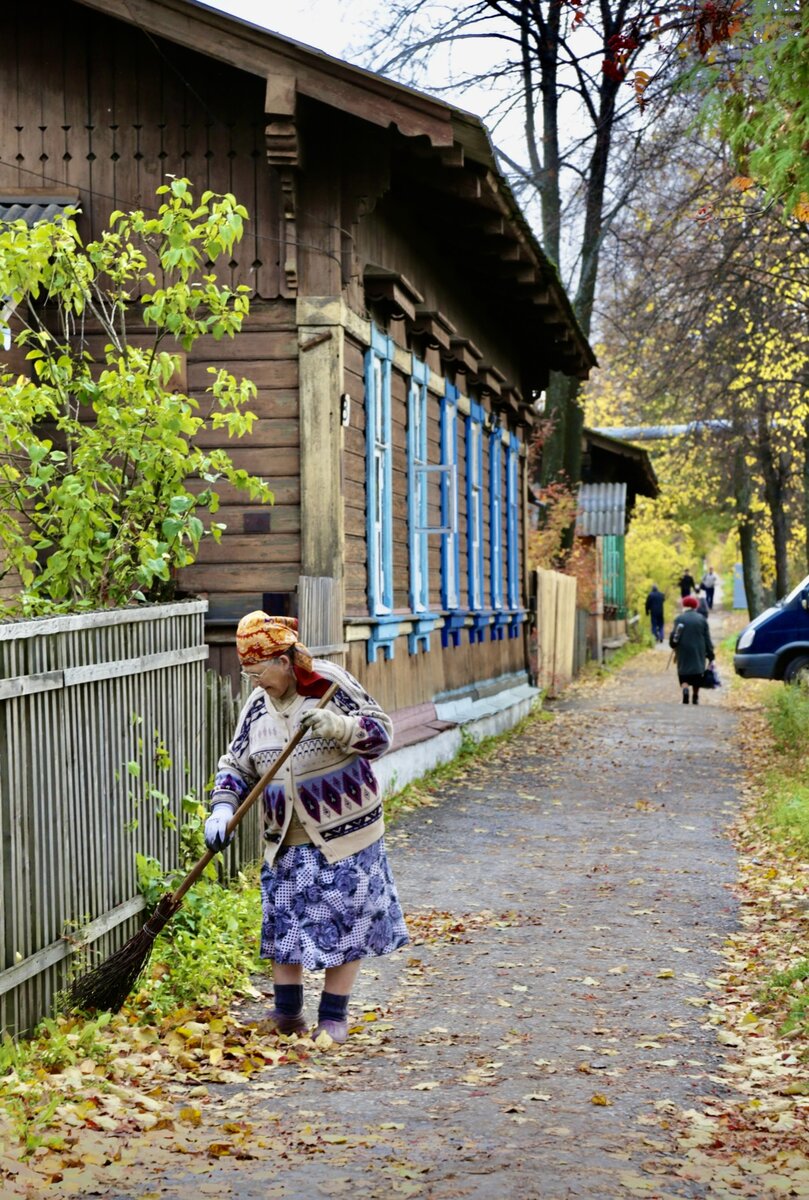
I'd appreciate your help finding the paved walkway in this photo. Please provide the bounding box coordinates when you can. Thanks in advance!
[112,629,743,1199]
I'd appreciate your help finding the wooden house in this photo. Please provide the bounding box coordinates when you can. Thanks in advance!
[573,430,658,660]
[0,0,594,754]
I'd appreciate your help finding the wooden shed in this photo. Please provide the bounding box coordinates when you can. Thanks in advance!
[0,0,594,738]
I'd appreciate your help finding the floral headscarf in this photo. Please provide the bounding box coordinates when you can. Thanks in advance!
[235,612,330,697]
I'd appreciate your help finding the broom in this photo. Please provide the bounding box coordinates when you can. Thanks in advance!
[68,681,339,1013]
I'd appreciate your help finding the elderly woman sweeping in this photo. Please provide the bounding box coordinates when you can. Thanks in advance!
[204,612,408,1043]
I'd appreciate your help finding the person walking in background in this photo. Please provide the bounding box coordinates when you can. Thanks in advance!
[678,569,696,599]
[205,612,408,1044]
[696,592,710,618]
[645,584,665,643]
[670,595,715,705]
[700,566,718,610]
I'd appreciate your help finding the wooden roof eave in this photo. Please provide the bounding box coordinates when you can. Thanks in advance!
[449,111,597,378]
[74,0,456,148]
[73,0,595,376]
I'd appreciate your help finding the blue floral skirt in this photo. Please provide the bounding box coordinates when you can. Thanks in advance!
[259,838,409,969]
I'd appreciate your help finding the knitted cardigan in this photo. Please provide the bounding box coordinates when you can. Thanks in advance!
[210,660,393,866]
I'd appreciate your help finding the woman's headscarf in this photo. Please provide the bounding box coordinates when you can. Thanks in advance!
[235,612,330,697]
[682,595,699,609]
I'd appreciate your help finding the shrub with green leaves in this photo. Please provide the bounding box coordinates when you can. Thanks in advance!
[0,177,272,615]
[765,681,809,761]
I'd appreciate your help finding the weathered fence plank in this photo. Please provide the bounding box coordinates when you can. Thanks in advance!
[0,602,212,1037]
[534,568,578,695]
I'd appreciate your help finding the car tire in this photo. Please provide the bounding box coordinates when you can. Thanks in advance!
[783,655,809,684]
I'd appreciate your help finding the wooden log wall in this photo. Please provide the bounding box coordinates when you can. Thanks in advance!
[178,301,301,614]
[0,1,281,299]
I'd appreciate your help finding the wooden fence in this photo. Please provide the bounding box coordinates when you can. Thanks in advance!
[0,601,214,1037]
[533,568,578,694]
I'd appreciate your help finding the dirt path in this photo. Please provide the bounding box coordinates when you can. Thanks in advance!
[105,631,745,1200]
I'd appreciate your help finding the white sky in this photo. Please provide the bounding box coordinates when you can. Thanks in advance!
[198,1,392,71]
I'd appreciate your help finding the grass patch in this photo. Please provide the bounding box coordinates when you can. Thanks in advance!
[760,958,809,1037]
[757,683,809,855]
[765,682,809,759]
[760,771,809,855]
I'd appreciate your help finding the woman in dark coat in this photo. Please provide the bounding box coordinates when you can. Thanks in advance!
[670,595,715,705]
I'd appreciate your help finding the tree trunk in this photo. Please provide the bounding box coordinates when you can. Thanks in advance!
[755,397,789,597]
[804,413,809,574]
[739,516,765,620]
[573,77,621,339]
[539,71,619,496]
[733,444,765,619]
[533,0,561,268]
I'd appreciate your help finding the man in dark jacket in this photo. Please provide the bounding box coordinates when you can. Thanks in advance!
[669,595,715,705]
[645,584,665,642]
[678,569,696,598]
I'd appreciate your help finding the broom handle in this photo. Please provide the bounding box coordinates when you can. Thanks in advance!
[170,681,340,906]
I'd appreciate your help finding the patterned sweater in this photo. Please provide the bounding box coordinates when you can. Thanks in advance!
[211,660,393,865]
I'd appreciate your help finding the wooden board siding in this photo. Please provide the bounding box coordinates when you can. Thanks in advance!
[0,1,283,299]
[177,301,300,608]
[346,627,526,716]
[440,627,527,696]
[347,633,448,715]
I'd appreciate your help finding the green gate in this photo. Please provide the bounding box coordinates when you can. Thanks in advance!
[602,534,626,618]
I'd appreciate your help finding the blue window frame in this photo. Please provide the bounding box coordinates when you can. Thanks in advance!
[407,355,430,615]
[440,382,460,612]
[466,402,485,613]
[490,429,512,640]
[506,439,523,636]
[365,324,394,617]
[440,380,465,648]
[490,429,504,610]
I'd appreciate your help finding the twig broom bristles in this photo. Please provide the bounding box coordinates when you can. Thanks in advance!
[68,682,339,1013]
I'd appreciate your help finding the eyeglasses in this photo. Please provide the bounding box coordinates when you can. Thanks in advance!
[241,668,266,684]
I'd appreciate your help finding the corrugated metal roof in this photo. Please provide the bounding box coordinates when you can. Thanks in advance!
[576,482,627,537]
[0,197,77,225]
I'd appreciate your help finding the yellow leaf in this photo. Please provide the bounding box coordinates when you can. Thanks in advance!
[591,1093,612,1106]
[793,194,809,222]
[412,1081,440,1091]
[657,969,675,979]
[179,1107,202,1126]
[206,1142,234,1157]
[730,175,755,192]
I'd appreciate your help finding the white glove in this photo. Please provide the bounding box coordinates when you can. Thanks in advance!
[204,803,235,852]
[300,708,354,746]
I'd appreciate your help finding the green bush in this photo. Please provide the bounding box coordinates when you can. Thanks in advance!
[0,178,271,615]
[765,682,809,759]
